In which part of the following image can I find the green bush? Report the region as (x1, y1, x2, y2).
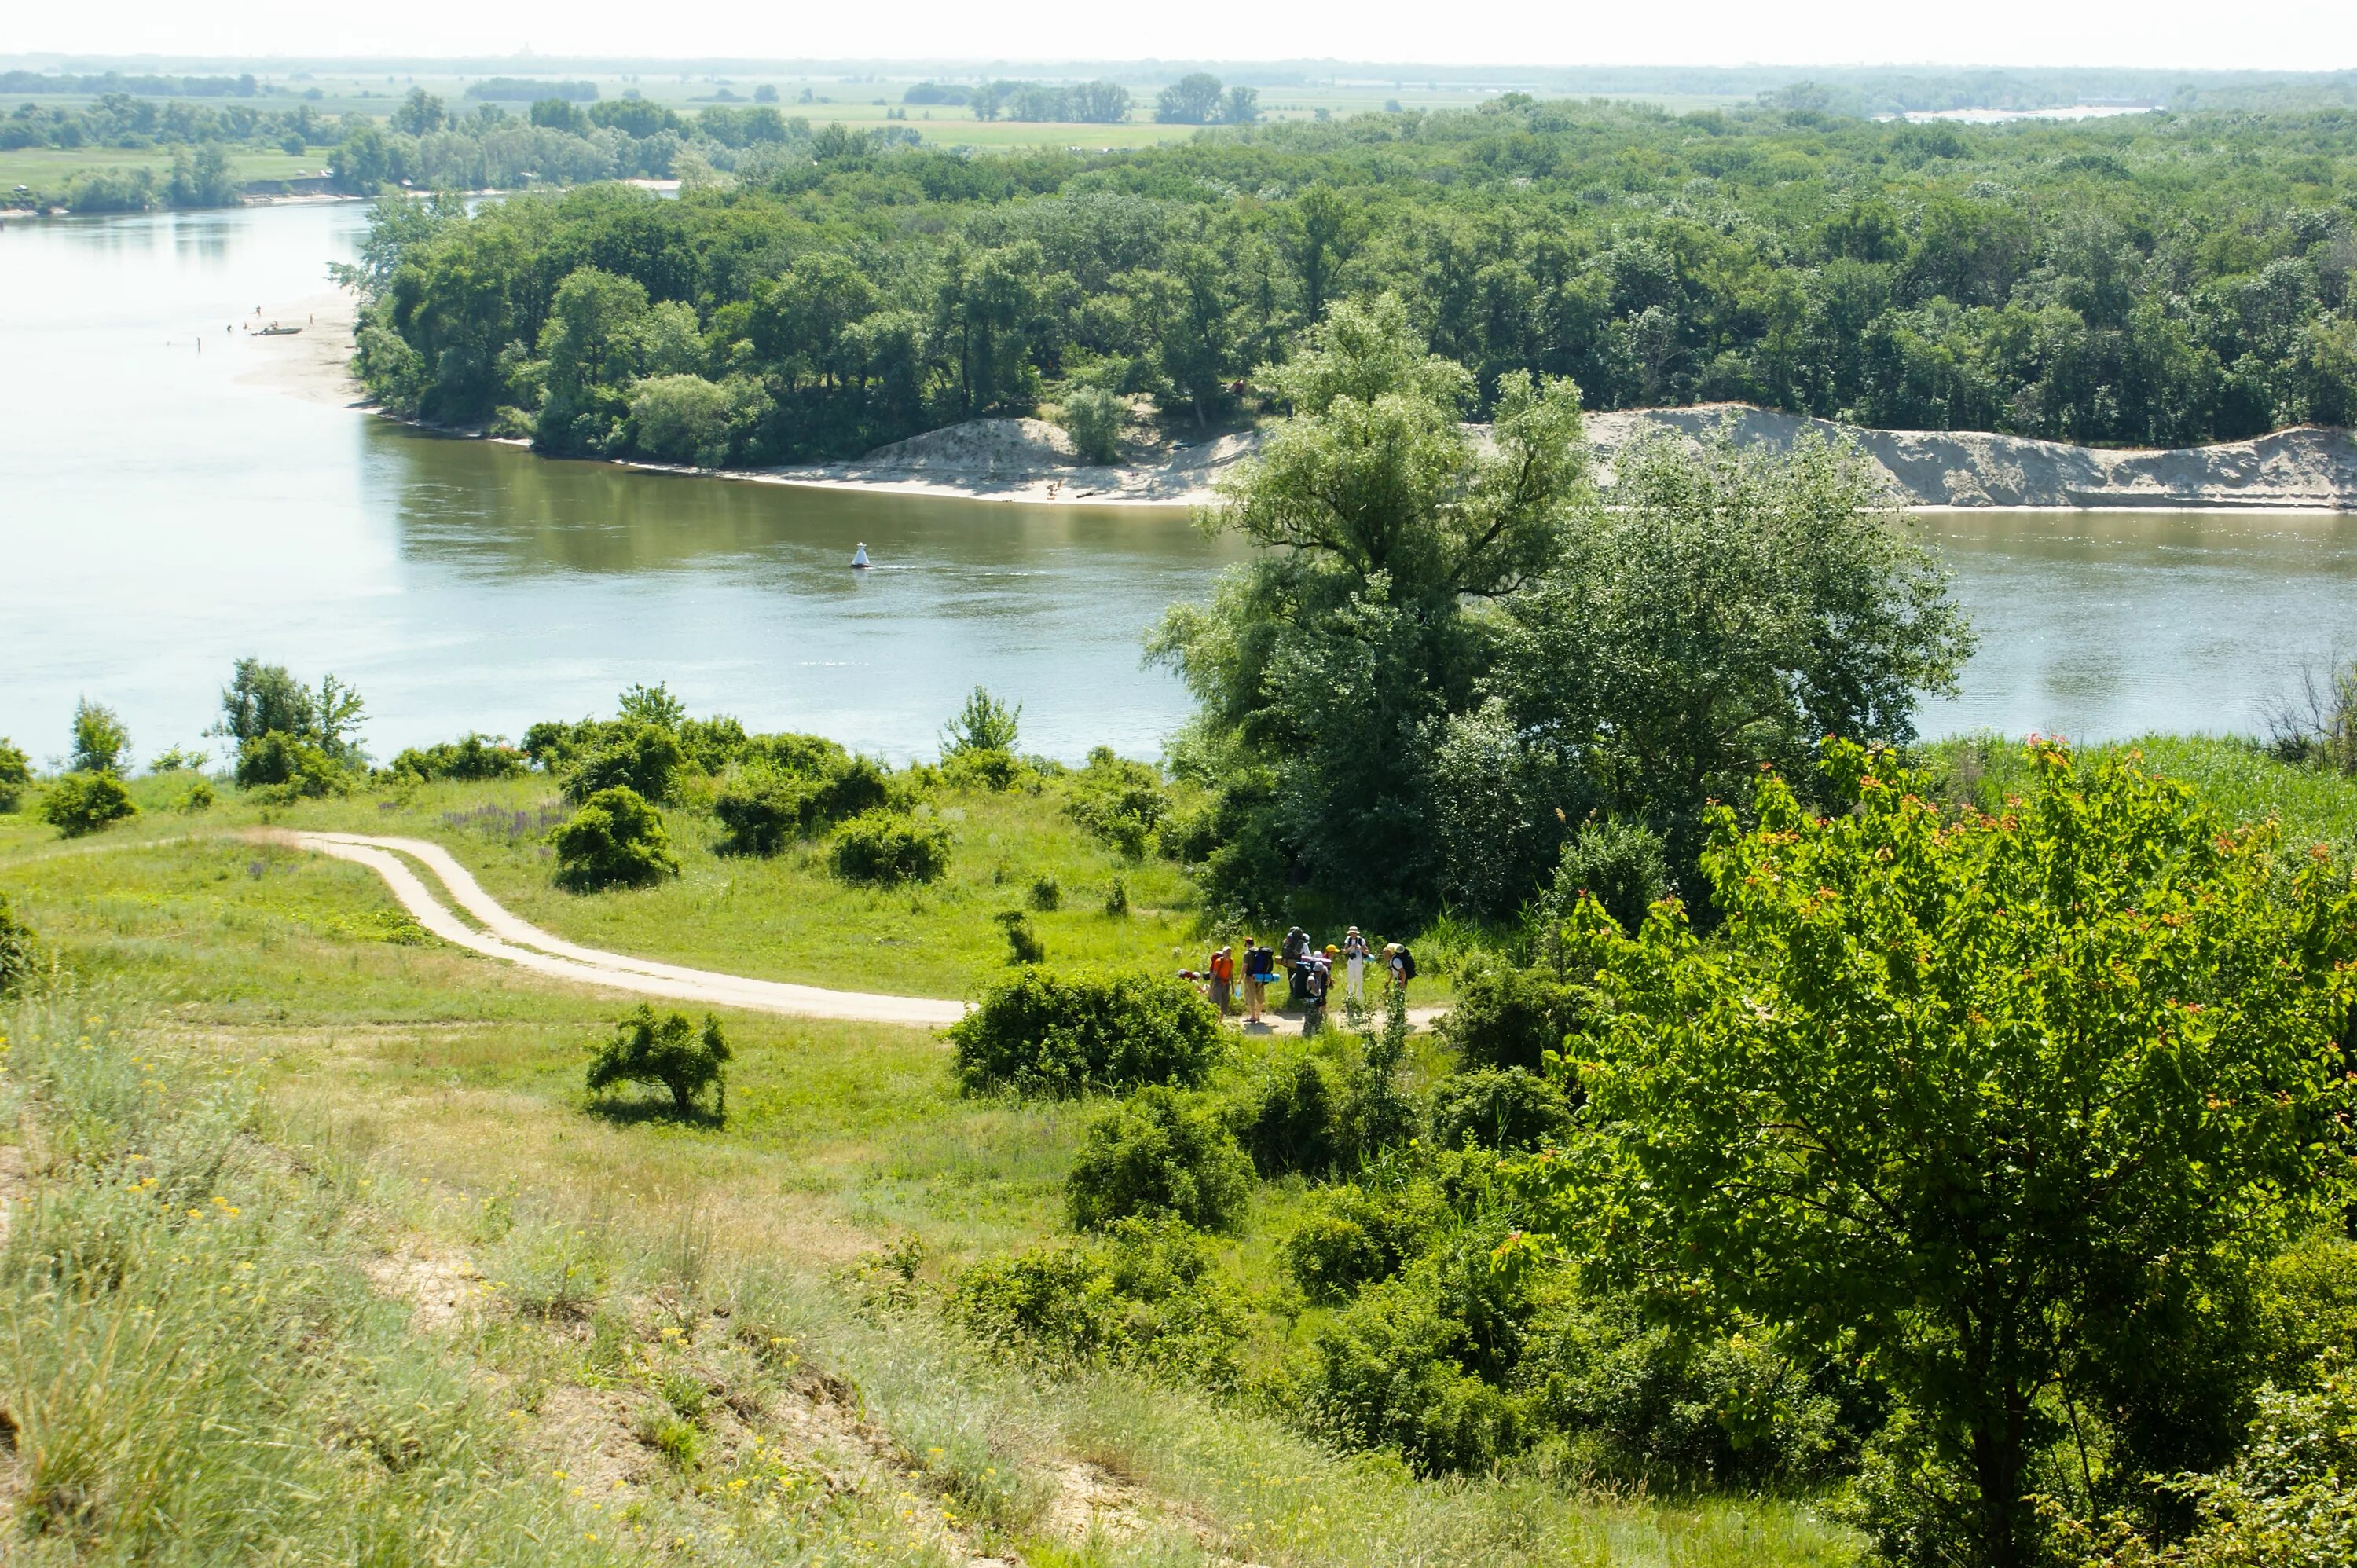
(1237, 1051, 1342, 1178)
(0, 892, 45, 995)
(939, 746, 1028, 793)
(1430, 1067, 1571, 1152)
(940, 684, 1021, 756)
(1060, 387, 1127, 465)
(562, 720, 684, 804)
(1546, 815, 1670, 933)
(995, 909, 1046, 965)
(713, 755, 889, 855)
(1303, 1279, 1526, 1476)
(69, 697, 130, 775)
(552, 786, 679, 889)
(39, 772, 137, 837)
(0, 736, 30, 813)
(1066, 1087, 1253, 1234)
(1063, 746, 1166, 856)
(1436, 957, 1585, 1074)
(948, 1217, 1248, 1382)
(585, 1005, 729, 1117)
(629, 372, 735, 467)
(236, 732, 349, 797)
(949, 967, 1223, 1098)
(389, 733, 527, 782)
(1281, 1181, 1442, 1302)
(178, 778, 216, 814)
(1028, 874, 1061, 911)
(827, 808, 952, 885)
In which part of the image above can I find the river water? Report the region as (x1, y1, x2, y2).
(4, 200, 2355, 766)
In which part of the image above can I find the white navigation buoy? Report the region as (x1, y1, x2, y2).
(851, 543, 871, 570)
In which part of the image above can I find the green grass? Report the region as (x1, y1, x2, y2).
(0, 146, 321, 194)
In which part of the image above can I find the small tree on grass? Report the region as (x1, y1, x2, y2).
(0, 892, 45, 995)
(40, 772, 137, 837)
(1066, 1086, 1252, 1233)
(552, 786, 679, 889)
(587, 1004, 730, 1118)
(1528, 739, 2357, 1568)
(70, 698, 130, 775)
(0, 737, 31, 813)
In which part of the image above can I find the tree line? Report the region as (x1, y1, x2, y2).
(348, 93, 2357, 468)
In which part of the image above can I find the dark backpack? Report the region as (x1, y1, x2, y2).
(1395, 947, 1417, 980)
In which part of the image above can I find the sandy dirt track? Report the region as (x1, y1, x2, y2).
(288, 830, 969, 1026)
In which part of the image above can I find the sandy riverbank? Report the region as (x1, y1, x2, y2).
(243, 312, 2357, 514)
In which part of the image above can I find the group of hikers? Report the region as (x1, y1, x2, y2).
(1189, 925, 1416, 1034)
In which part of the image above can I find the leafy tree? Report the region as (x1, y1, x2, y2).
(0, 737, 30, 813)
(1153, 74, 1225, 126)
(629, 374, 736, 466)
(1534, 740, 2357, 1567)
(616, 681, 687, 731)
(1429, 1067, 1569, 1152)
(1066, 1086, 1252, 1233)
(40, 772, 136, 837)
(585, 1005, 729, 1118)
(236, 732, 348, 797)
(552, 786, 679, 889)
(389, 87, 447, 137)
(69, 698, 130, 775)
(1219, 86, 1260, 126)
(1059, 386, 1126, 464)
(211, 659, 365, 764)
(561, 720, 684, 805)
(388, 734, 526, 782)
(940, 685, 1021, 756)
(1545, 815, 1670, 935)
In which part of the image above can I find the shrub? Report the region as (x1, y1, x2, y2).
(0, 737, 31, 812)
(1237, 1051, 1342, 1178)
(1060, 386, 1127, 465)
(178, 778, 215, 814)
(69, 697, 130, 775)
(562, 720, 684, 804)
(995, 909, 1046, 965)
(825, 808, 950, 885)
(236, 732, 349, 797)
(1545, 815, 1670, 933)
(40, 772, 137, 837)
(941, 684, 1021, 756)
(390, 733, 527, 782)
(585, 1005, 730, 1117)
(1102, 877, 1129, 915)
(1064, 746, 1166, 856)
(1281, 1182, 1441, 1302)
(0, 892, 45, 994)
(1066, 1087, 1252, 1234)
(949, 968, 1223, 1098)
(1436, 957, 1584, 1073)
(948, 1217, 1248, 1381)
(1430, 1067, 1570, 1152)
(552, 786, 679, 889)
(712, 764, 823, 855)
(1304, 1279, 1526, 1475)
(1028, 874, 1061, 911)
(940, 746, 1028, 792)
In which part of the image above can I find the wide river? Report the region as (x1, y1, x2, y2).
(5, 201, 2356, 765)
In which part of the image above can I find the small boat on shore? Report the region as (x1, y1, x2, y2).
(257, 324, 302, 336)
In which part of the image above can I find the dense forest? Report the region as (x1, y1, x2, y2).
(349, 93, 2357, 461)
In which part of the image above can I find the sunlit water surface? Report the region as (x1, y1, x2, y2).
(4, 202, 2355, 764)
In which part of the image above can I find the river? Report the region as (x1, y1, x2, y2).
(3, 200, 2355, 766)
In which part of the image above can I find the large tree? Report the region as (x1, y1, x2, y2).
(1532, 740, 2357, 1566)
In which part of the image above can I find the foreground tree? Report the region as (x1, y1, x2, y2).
(1531, 740, 2357, 1566)
(586, 1005, 729, 1118)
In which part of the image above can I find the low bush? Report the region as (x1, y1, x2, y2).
(1063, 746, 1166, 856)
(178, 777, 215, 814)
(0, 892, 45, 994)
(713, 751, 890, 855)
(1436, 957, 1585, 1074)
(948, 1217, 1248, 1382)
(1066, 1086, 1253, 1233)
(827, 808, 952, 885)
(1059, 386, 1127, 466)
(1281, 1181, 1443, 1302)
(1303, 1279, 1527, 1476)
(585, 1004, 730, 1118)
(940, 746, 1028, 793)
(0, 735, 30, 812)
(39, 771, 137, 837)
(1237, 1051, 1343, 1178)
(552, 786, 679, 889)
(1429, 1067, 1571, 1152)
(995, 909, 1046, 964)
(1028, 874, 1061, 911)
(389, 733, 527, 782)
(949, 967, 1223, 1097)
(1545, 815, 1671, 932)
(236, 732, 350, 798)
(562, 720, 684, 804)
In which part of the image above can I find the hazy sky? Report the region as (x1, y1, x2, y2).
(13, 0, 2357, 72)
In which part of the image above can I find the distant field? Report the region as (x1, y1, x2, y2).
(0, 144, 322, 192)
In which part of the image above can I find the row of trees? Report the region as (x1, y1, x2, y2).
(352, 94, 2357, 467)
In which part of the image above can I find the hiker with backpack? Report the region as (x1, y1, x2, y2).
(1384, 941, 1417, 997)
(1208, 944, 1235, 1014)
(1242, 936, 1274, 1024)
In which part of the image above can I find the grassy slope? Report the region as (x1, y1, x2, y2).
(0, 779, 1855, 1565)
(0, 145, 319, 190)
